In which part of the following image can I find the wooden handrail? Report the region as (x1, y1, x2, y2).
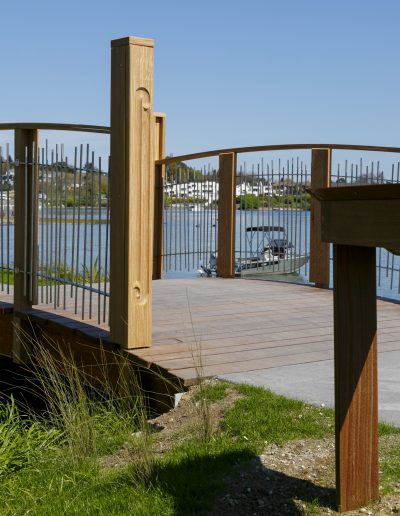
(0, 123, 110, 134)
(156, 143, 400, 165)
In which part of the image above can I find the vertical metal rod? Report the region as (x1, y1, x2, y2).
(292, 157, 297, 272)
(261, 159, 265, 269)
(45, 141, 49, 304)
(297, 160, 303, 274)
(300, 165, 311, 274)
(267, 162, 271, 270)
(191, 168, 195, 271)
(82, 145, 89, 320)
(89, 151, 95, 319)
(63, 155, 68, 310)
(196, 168, 200, 268)
(170, 168, 174, 271)
(23, 146, 28, 299)
(0, 149, 4, 292)
(28, 142, 34, 304)
(40, 146, 44, 303)
(103, 158, 110, 324)
(178, 167, 182, 271)
(97, 157, 102, 324)
(174, 169, 177, 271)
(75, 145, 83, 315)
(6, 150, 10, 294)
(70, 147, 77, 297)
(183, 171, 187, 270)
(53, 146, 59, 308)
(239, 164, 243, 269)
(57, 146, 63, 308)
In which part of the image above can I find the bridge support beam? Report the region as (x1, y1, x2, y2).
(333, 244, 378, 511)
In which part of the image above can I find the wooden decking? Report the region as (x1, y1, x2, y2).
(144, 278, 400, 385)
(2, 278, 400, 387)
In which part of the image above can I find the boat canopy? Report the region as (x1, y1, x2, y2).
(246, 226, 286, 232)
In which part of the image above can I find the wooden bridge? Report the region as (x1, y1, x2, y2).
(1, 35, 400, 512)
(2, 277, 400, 387)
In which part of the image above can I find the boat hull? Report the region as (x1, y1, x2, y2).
(236, 254, 309, 277)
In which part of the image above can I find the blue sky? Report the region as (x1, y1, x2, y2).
(1, 0, 400, 162)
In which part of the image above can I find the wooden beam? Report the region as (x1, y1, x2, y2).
(109, 36, 154, 349)
(217, 152, 236, 277)
(333, 244, 378, 512)
(0, 123, 110, 134)
(310, 148, 331, 288)
(153, 113, 166, 280)
(321, 199, 400, 249)
(156, 143, 400, 167)
(13, 128, 39, 362)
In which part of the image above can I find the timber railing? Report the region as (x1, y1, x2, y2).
(3, 130, 400, 353)
(155, 144, 400, 298)
(2, 35, 400, 357)
(1, 34, 398, 515)
(0, 123, 112, 365)
(0, 37, 168, 356)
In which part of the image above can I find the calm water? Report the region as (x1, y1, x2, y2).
(1, 207, 400, 301)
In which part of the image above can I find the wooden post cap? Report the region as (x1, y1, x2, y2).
(111, 36, 154, 48)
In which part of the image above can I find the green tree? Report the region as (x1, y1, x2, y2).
(237, 194, 260, 210)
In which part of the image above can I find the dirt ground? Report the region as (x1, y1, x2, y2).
(102, 381, 400, 515)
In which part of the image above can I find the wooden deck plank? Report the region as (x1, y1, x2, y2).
(1, 278, 400, 386)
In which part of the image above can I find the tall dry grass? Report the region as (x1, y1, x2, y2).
(185, 290, 214, 442)
(13, 325, 154, 474)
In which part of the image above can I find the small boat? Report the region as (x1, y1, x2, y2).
(199, 226, 309, 277)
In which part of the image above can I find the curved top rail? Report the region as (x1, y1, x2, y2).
(0, 123, 110, 134)
(156, 143, 400, 165)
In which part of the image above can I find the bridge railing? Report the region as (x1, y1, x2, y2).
(0, 124, 111, 324)
(3, 35, 400, 355)
(155, 144, 400, 301)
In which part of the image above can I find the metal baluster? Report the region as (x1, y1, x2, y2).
(39, 147, 44, 303)
(75, 145, 83, 315)
(0, 149, 4, 292)
(103, 157, 110, 324)
(70, 147, 78, 298)
(81, 145, 89, 319)
(98, 157, 102, 324)
(89, 151, 95, 320)
(63, 152, 68, 310)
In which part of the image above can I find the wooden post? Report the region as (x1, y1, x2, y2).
(13, 128, 39, 361)
(109, 37, 154, 349)
(153, 113, 166, 280)
(333, 244, 378, 512)
(310, 148, 331, 288)
(217, 152, 236, 277)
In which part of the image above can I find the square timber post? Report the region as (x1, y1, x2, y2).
(308, 183, 400, 511)
(13, 128, 39, 362)
(217, 152, 236, 277)
(310, 148, 331, 288)
(153, 113, 166, 280)
(109, 37, 154, 349)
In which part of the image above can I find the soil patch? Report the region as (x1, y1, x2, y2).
(100, 381, 400, 514)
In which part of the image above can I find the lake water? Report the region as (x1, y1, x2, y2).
(1, 207, 400, 301)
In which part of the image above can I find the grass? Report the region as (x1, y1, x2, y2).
(0, 257, 108, 287)
(0, 351, 399, 516)
(223, 383, 335, 449)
